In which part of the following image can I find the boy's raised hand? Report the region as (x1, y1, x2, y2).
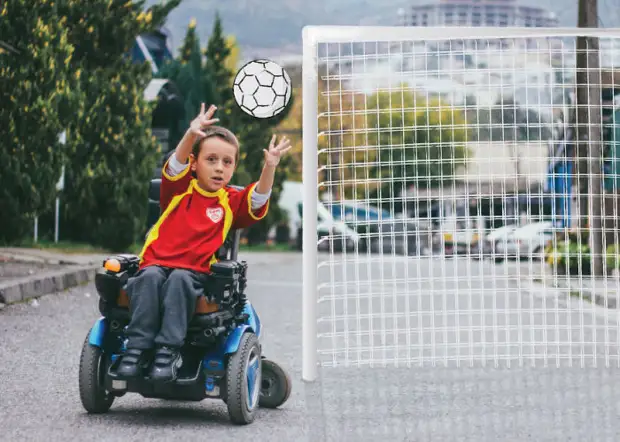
(263, 135, 292, 167)
(189, 103, 219, 137)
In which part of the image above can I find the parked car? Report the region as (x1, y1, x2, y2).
(437, 217, 485, 255)
(317, 219, 360, 252)
(368, 218, 426, 256)
(470, 224, 518, 259)
(495, 221, 556, 261)
(296, 201, 362, 252)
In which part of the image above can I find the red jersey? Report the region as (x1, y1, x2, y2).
(139, 158, 269, 272)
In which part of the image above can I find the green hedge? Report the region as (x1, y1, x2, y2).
(545, 234, 620, 275)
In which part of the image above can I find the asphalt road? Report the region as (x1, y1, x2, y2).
(1, 252, 620, 441)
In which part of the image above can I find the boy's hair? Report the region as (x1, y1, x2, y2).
(192, 126, 240, 163)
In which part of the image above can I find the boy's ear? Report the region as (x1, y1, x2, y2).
(189, 153, 196, 171)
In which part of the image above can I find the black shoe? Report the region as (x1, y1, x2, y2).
(117, 348, 150, 379)
(149, 347, 183, 383)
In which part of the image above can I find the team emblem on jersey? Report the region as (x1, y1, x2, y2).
(206, 206, 224, 223)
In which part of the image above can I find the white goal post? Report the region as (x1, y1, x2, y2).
(302, 25, 620, 382)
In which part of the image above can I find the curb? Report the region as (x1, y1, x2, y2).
(526, 277, 619, 310)
(0, 264, 99, 305)
(522, 279, 619, 323)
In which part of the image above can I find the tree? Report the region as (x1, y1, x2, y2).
(366, 87, 470, 210)
(158, 17, 214, 138)
(224, 35, 240, 75)
(275, 86, 303, 181)
(0, 0, 79, 244)
(56, 0, 181, 251)
(203, 12, 234, 126)
(316, 82, 369, 201)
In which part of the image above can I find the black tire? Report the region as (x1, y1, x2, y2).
(532, 246, 544, 261)
(78, 335, 114, 414)
(259, 359, 292, 409)
(226, 332, 262, 425)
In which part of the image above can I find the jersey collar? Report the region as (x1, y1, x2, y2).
(191, 179, 227, 198)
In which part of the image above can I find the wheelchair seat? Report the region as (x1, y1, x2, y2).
(116, 290, 219, 314)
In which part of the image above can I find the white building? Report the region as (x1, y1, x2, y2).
(398, 0, 558, 28)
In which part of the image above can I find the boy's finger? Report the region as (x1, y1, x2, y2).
(200, 102, 205, 115)
(278, 139, 291, 149)
(205, 105, 217, 118)
(196, 130, 207, 137)
(269, 134, 276, 148)
(204, 118, 220, 126)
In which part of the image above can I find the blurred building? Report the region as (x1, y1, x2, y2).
(398, 0, 558, 28)
(131, 27, 175, 74)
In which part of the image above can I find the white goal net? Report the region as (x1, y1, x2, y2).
(302, 26, 620, 382)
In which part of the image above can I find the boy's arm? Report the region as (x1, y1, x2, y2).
(231, 135, 292, 229)
(160, 103, 219, 210)
(230, 184, 270, 230)
(255, 135, 291, 194)
(160, 154, 192, 211)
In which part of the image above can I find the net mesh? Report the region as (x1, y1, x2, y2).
(313, 33, 620, 369)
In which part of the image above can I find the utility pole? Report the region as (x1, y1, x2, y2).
(575, 0, 605, 276)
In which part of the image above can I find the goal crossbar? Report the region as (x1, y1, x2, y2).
(302, 25, 620, 44)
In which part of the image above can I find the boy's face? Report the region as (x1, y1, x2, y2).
(190, 136, 237, 192)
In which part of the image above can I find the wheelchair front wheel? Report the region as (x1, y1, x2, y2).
(78, 335, 114, 413)
(259, 359, 292, 409)
(226, 332, 262, 425)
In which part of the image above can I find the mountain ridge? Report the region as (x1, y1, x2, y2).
(150, 0, 619, 61)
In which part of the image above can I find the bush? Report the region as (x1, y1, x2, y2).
(606, 244, 620, 271)
(0, 1, 79, 244)
(56, 0, 180, 251)
(545, 237, 620, 276)
(59, 65, 160, 251)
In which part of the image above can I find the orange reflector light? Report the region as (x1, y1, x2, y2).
(104, 258, 121, 273)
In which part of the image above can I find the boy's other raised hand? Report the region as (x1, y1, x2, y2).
(263, 135, 292, 167)
(189, 103, 219, 137)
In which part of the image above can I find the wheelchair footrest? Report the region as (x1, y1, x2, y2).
(106, 354, 211, 401)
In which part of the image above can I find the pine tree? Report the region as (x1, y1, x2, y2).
(56, 0, 181, 251)
(204, 12, 234, 126)
(0, 0, 79, 244)
(158, 17, 216, 149)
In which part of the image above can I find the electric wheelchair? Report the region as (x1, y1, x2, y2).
(78, 184, 292, 425)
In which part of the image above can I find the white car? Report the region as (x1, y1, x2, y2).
(495, 221, 556, 261)
(317, 219, 360, 252)
(471, 224, 518, 259)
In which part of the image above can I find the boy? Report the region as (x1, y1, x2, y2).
(117, 103, 291, 382)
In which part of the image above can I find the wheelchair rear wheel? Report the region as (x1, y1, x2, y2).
(259, 359, 292, 409)
(78, 335, 114, 413)
(226, 332, 261, 425)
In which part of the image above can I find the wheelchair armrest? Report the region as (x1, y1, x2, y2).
(95, 254, 140, 303)
(205, 260, 247, 305)
(102, 254, 140, 274)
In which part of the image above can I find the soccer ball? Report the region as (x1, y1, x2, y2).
(232, 59, 292, 119)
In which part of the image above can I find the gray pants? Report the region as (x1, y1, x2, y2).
(124, 265, 208, 350)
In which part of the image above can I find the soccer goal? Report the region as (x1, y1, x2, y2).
(302, 26, 620, 382)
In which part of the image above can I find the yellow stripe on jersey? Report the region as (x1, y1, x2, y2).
(247, 182, 270, 221)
